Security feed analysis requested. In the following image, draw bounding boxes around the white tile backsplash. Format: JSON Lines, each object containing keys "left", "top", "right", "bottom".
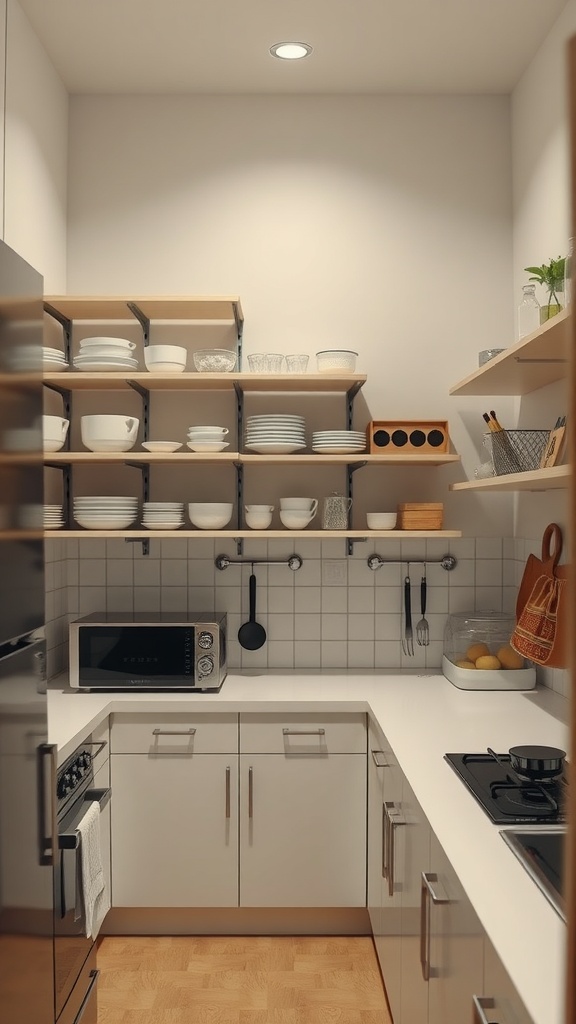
{"left": 42, "top": 535, "right": 567, "bottom": 692}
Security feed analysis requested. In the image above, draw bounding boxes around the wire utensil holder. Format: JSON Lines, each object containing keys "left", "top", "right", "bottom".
{"left": 484, "top": 430, "right": 549, "bottom": 475}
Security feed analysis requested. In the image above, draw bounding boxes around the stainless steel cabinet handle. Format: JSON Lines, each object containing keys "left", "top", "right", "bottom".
{"left": 472, "top": 995, "right": 497, "bottom": 1024}
{"left": 385, "top": 803, "right": 406, "bottom": 898}
{"left": 75, "top": 970, "right": 100, "bottom": 1024}
{"left": 225, "top": 766, "right": 231, "bottom": 819}
{"left": 248, "top": 766, "right": 253, "bottom": 818}
{"left": 420, "top": 872, "right": 450, "bottom": 982}
{"left": 282, "top": 728, "right": 325, "bottom": 736}
{"left": 381, "top": 803, "right": 388, "bottom": 880}
{"left": 152, "top": 728, "right": 196, "bottom": 736}
{"left": 38, "top": 743, "right": 58, "bottom": 866}
{"left": 371, "top": 749, "right": 388, "bottom": 768}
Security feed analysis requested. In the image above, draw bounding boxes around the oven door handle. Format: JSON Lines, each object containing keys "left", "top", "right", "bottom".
{"left": 59, "top": 788, "right": 112, "bottom": 849}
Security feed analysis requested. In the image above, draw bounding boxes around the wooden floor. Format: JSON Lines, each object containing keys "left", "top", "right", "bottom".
{"left": 97, "top": 935, "right": 393, "bottom": 1023}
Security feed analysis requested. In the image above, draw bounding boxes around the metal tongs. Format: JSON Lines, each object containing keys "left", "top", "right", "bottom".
{"left": 402, "top": 568, "right": 414, "bottom": 656}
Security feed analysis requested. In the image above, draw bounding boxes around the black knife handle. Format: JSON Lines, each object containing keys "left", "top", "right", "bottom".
{"left": 404, "top": 576, "right": 412, "bottom": 627}
{"left": 420, "top": 576, "right": 427, "bottom": 616}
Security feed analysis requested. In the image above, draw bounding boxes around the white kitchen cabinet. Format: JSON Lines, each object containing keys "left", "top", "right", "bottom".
{"left": 475, "top": 936, "right": 533, "bottom": 1024}
{"left": 110, "top": 713, "right": 238, "bottom": 908}
{"left": 399, "top": 776, "right": 431, "bottom": 1024}
{"left": 238, "top": 713, "right": 367, "bottom": 907}
{"left": 367, "top": 720, "right": 386, "bottom": 946}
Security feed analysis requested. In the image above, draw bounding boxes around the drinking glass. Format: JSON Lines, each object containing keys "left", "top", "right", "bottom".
{"left": 285, "top": 354, "right": 309, "bottom": 373}
{"left": 265, "top": 353, "right": 284, "bottom": 372}
{"left": 247, "top": 353, "right": 267, "bottom": 372}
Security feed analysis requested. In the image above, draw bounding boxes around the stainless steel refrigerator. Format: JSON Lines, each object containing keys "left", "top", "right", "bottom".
{"left": 0, "top": 239, "right": 53, "bottom": 1023}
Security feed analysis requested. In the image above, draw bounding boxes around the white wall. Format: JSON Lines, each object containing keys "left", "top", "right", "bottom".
{"left": 3, "top": 0, "right": 67, "bottom": 289}
{"left": 66, "top": 93, "right": 515, "bottom": 535}
{"left": 511, "top": 1, "right": 576, "bottom": 546}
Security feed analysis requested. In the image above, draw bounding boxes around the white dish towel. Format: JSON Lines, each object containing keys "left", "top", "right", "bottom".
{"left": 76, "top": 801, "right": 110, "bottom": 939}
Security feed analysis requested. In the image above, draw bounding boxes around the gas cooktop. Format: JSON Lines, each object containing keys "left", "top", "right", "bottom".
{"left": 444, "top": 752, "right": 567, "bottom": 825}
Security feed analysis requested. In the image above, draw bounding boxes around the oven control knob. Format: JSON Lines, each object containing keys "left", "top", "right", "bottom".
{"left": 198, "top": 632, "right": 213, "bottom": 650}
{"left": 197, "top": 655, "right": 214, "bottom": 678}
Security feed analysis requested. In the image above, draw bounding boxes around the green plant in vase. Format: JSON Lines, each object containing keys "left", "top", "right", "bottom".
{"left": 524, "top": 257, "right": 566, "bottom": 323}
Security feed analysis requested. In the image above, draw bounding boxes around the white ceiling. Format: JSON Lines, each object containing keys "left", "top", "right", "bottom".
{"left": 18, "top": 0, "right": 569, "bottom": 95}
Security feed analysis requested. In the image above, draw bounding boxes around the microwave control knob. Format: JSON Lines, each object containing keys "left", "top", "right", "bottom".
{"left": 198, "top": 631, "right": 213, "bottom": 650}
{"left": 197, "top": 655, "right": 214, "bottom": 678}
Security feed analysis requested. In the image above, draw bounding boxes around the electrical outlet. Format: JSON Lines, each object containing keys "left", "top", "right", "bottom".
{"left": 322, "top": 560, "right": 347, "bottom": 586}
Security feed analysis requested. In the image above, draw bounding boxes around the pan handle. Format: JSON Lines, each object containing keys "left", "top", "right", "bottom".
{"left": 249, "top": 573, "right": 257, "bottom": 622}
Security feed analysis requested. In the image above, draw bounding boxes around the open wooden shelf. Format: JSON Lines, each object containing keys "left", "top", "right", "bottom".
{"left": 449, "top": 309, "right": 569, "bottom": 396}
{"left": 44, "top": 295, "right": 243, "bottom": 322}
{"left": 44, "top": 451, "right": 460, "bottom": 467}
{"left": 46, "top": 529, "right": 463, "bottom": 540}
{"left": 449, "top": 464, "right": 571, "bottom": 492}
{"left": 42, "top": 371, "right": 367, "bottom": 393}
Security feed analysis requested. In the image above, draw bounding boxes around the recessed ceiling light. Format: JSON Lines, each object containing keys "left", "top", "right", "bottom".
{"left": 269, "top": 42, "right": 313, "bottom": 61}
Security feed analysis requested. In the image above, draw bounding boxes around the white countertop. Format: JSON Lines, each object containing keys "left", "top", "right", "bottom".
{"left": 47, "top": 671, "right": 569, "bottom": 1024}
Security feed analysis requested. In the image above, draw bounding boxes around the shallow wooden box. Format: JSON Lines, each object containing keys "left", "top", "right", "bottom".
{"left": 366, "top": 420, "right": 449, "bottom": 454}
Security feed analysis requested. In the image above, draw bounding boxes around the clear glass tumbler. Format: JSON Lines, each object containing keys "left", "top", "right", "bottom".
{"left": 247, "top": 353, "right": 267, "bottom": 372}
{"left": 265, "top": 353, "right": 284, "bottom": 372}
{"left": 285, "top": 354, "right": 309, "bottom": 373}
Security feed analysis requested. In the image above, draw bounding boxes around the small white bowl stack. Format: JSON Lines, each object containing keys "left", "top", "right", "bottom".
{"left": 42, "top": 346, "right": 69, "bottom": 372}
{"left": 73, "top": 337, "right": 139, "bottom": 372}
{"left": 312, "top": 430, "right": 366, "bottom": 454}
{"left": 187, "top": 426, "right": 230, "bottom": 453}
{"left": 73, "top": 495, "right": 139, "bottom": 530}
{"left": 142, "top": 502, "right": 185, "bottom": 529}
{"left": 244, "top": 414, "right": 306, "bottom": 454}
{"left": 43, "top": 504, "right": 65, "bottom": 530}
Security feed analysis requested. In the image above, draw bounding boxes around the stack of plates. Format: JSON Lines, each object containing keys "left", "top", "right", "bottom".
{"left": 312, "top": 430, "right": 367, "bottom": 454}
{"left": 43, "top": 347, "right": 68, "bottom": 372}
{"left": 73, "top": 495, "right": 139, "bottom": 530}
{"left": 44, "top": 504, "right": 65, "bottom": 530}
{"left": 245, "top": 414, "right": 306, "bottom": 454}
{"left": 73, "top": 337, "right": 139, "bottom": 373}
{"left": 142, "top": 502, "right": 185, "bottom": 530}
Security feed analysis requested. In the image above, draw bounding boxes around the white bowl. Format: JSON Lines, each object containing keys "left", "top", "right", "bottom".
{"left": 193, "top": 349, "right": 237, "bottom": 373}
{"left": 188, "top": 513, "right": 233, "bottom": 530}
{"left": 80, "top": 336, "right": 136, "bottom": 350}
{"left": 280, "top": 498, "right": 318, "bottom": 514}
{"left": 187, "top": 441, "right": 229, "bottom": 453}
{"left": 81, "top": 414, "right": 139, "bottom": 440}
{"left": 142, "top": 441, "right": 183, "bottom": 453}
{"left": 246, "top": 512, "right": 273, "bottom": 529}
{"left": 366, "top": 512, "right": 397, "bottom": 530}
{"left": 316, "top": 349, "right": 358, "bottom": 373}
{"left": 82, "top": 438, "right": 139, "bottom": 453}
{"left": 279, "top": 510, "right": 316, "bottom": 529}
{"left": 74, "top": 515, "right": 137, "bottom": 529}
{"left": 144, "top": 345, "right": 187, "bottom": 372}
{"left": 43, "top": 438, "right": 66, "bottom": 452}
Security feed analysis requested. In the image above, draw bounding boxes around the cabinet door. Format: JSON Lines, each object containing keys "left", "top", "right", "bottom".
{"left": 92, "top": 760, "right": 111, "bottom": 913}
{"left": 427, "top": 831, "right": 484, "bottom": 1024}
{"left": 377, "top": 735, "right": 403, "bottom": 1023}
{"left": 367, "top": 723, "right": 386, "bottom": 941}
{"left": 111, "top": 754, "right": 238, "bottom": 907}
{"left": 400, "top": 776, "right": 430, "bottom": 1024}
{"left": 239, "top": 753, "right": 366, "bottom": 907}
{"left": 476, "top": 937, "right": 534, "bottom": 1024}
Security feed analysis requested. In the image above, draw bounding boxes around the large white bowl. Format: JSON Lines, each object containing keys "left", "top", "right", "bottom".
{"left": 82, "top": 438, "right": 139, "bottom": 453}
{"left": 81, "top": 414, "right": 139, "bottom": 440}
{"left": 188, "top": 502, "right": 233, "bottom": 529}
{"left": 316, "top": 349, "right": 358, "bottom": 373}
{"left": 144, "top": 345, "right": 187, "bottom": 372}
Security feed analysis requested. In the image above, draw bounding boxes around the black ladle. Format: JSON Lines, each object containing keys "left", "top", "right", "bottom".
{"left": 238, "top": 573, "right": 267, "bottom": 651}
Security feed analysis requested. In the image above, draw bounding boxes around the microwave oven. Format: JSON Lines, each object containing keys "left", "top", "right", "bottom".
{"left": 69, "top": 612, "right": 227, "bottom": 691}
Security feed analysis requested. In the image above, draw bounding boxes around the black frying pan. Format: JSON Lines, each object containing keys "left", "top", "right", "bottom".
{"left": 238, "top": 573, "right": 267, "bottom": 651}
{"left": 488, "top": 745, "right": 566, "bottom": 782}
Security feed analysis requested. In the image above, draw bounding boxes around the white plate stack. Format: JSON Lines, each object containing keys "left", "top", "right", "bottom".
{"left": 73, "top": 337, "right": 139, "bottom": 372}
{"left": 42, "top": 347, "right": 69, "bottom": 372}
{"left": 312, "top": 430, "right": 367, "bottom": 454}
{"left": 142, "top": 502, "right": 185, "bottom": 529}
{"left": 244, "top": 414, "right": 306, "bottom": 454}
{"left": 73, "top": 496, "right": 139, "bottom": 530}
{"left": 44, "top": 504, "right": 65, "bottom": 530}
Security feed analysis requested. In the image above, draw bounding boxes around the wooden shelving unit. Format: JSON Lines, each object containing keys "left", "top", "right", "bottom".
{"left": 44, "top": 451, "right": 461, "bottom": 467}
{"left": 449, "top": 309, "right": 569, "bottom": 397}
{"left": 44, "top": 295, "right": 243, "bottom": 323}
{"left": 45, "top": 528, "right": 462, "bottom": 540}
{"left": 449, "top": 464, "right": 570, "bottom": 492}
{"left": 42, "top": 371, "right": 367, "bottom": 393}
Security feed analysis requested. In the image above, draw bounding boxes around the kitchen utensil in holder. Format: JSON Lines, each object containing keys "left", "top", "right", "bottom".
{"left": 484, "top": 429, "right": 549, "bottom": 475}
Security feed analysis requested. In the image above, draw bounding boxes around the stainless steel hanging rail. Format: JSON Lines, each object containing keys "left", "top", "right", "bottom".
{"left": 367, "top": 554, "right": 457, "bottom": 572}
{"left": 215, "top": 554, "right": 303, "bottom": 571}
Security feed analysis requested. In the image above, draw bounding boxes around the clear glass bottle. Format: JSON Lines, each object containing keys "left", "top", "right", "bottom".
{"left": 517, "top": 283, "right": 540, "bottom": 339}
{"left": 564, "top": 237, "right": 573, "bottom": 306}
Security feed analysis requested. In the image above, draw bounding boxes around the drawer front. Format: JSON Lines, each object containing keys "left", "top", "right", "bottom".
{"left": 110, "top": 712, "right": 238, "bottom": 754}
{"left": 239, "top": 712, "right": 366, "bottom": 754}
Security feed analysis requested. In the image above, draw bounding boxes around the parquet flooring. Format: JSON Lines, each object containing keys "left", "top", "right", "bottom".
{"left": 97, "top": 935, "right": 393, "bottom": 1023}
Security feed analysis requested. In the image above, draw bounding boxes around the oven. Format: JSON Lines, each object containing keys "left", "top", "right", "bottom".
{"left": 55, "top": 741, "right": 111, "bottom": 1024}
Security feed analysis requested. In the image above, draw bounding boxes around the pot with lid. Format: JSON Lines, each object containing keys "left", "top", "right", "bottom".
{"left": 508, "top": 745, "right": 566, "bottom": 781}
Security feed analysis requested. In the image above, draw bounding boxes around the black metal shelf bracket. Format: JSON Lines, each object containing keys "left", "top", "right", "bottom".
{"left": 126, "top": 380, "right": 150, "bottom": 441}
{"left": 127, "top": 302, "right": 150, "bottom": 347}
{"left": 124, "top": 460, "right": 150, "bottom": 555}
{"left": 234, "top": 460, "right": 244, "bottom": 556}
{"left": 346, "top": 460, "right": 368, "bottom": 555}
{"left": 367, "top": 553, "right": 457, "bottom": 572}
{"left": 43, "top": 303, "right": 72, "bottom": 363}
{"left": 346, "top": 380, "right": 365, "bottom": 431}
{"left": 42, "top": 383, "right": 73, "bottom": 451}
{"left": 233, "top": 301, "right": 244, "bottom": 370}
{"left": 44, "top": 461, "right": 72, "bottom": 527}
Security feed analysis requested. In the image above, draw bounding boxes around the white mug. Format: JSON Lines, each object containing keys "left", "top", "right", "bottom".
{"left": 43, "top": 415, "right": 69, "bottom": 439}
{"left": 245, "top": 504, "right": 274, "bottom": 513}
{"left": 81, "top": 414, "right": 139, "bottom": 440}
{"left": 280, "top": 498, "right": 318, "bottom": 516}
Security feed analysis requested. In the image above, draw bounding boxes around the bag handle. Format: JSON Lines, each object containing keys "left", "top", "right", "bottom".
{"left": 541, "top": 523, "right": 563, "bottom": 568}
